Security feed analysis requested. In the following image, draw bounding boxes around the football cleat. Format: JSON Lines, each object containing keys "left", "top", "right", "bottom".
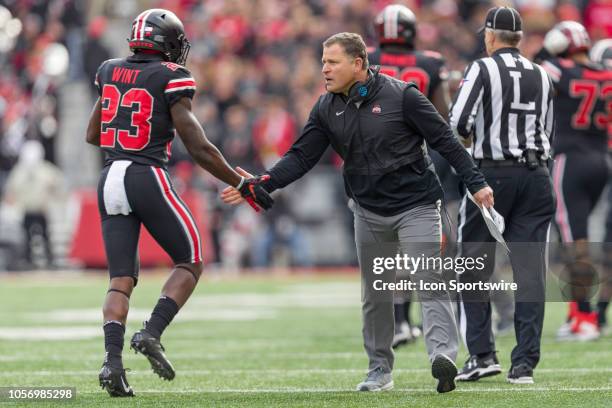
{"left": 557, "top": 311, "right": 600, "bottom": 341}
{"left": 99, "top": 363, "right": 134, "bottom": 397}
{"left": 130, "top": 328, "right": 175, "bottom": 380}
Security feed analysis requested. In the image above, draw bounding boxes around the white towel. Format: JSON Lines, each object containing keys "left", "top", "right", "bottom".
{"left": 103, "top": 160, "right": 133, "bottom": 216}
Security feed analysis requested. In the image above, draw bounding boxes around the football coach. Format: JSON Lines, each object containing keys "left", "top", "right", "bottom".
{"left": 222, "top": 32, "right": 493, "bottom": 393}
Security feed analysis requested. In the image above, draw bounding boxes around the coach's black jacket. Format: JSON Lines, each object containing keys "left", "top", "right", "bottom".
{"left": 263, "top": 70, "right": 487, "bottom": 216}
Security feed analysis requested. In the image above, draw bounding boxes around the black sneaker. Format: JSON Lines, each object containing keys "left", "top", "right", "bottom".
{"left": 99, "top": 363, "right": 134, "bottom": 397}
{"left": 130, "top": 328, "right": 175, "bottom": 380}
{"left": 455, "top": 353, "right": 502, "bottom": 381}
{"left": 431, "top": 354, "right": 457, "bottom": 393}
{"left": 507, "top": 364, "right": 534, "bottom": 384}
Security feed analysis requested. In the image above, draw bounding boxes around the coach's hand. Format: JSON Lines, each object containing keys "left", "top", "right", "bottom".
{"left": 473, "top": 186, "right": 494, "bottom": 209}
{"left": 221, "top": 167, "right": 274, "bottom": 212}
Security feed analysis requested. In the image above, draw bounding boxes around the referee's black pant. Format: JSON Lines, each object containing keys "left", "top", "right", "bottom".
{"left": 458, "top": 163, "right": 555, "bottom": 369}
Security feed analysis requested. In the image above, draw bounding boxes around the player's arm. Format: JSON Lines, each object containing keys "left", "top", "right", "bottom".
{"left": 431, "top": 60, "right": 451, "bottom": 119}
{"left": 171, "top": 97, "right": 273, "bottom": 211}
{"left": 221, "top": 99, "right": 330, "bottom": 205}
{"left": 431, "top": 79, "right": 451, "bottom": 119}
{"left": 86, "top": 98, "right": 102, "bottom": 146}
{"left": 171, "top": 97, "right": 242, "bottom": 187}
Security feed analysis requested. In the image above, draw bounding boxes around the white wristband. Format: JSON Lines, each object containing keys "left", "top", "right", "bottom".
{"left": 236, "top": 176, "right": 246, "bottom": 190}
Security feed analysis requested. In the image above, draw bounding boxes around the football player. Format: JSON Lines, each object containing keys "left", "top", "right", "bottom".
{"left": 589, "top": 39, "right": 612, "bottom": 335}
{"left": 369, "top": 4, "right": 454, "bottom": 348}
{"left": 86, "top": 9, "right": 273, "bottom": 396}
{"left": 536, "top": 22, "right": 612, "bottom": 341}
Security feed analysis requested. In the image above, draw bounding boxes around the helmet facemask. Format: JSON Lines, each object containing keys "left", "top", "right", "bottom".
{"left": 175, "top": 34, "right": 190, "bottom": 65}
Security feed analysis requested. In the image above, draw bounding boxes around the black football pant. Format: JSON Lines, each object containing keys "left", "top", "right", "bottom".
{"left": 97, "top": 162, "right": 202, "bottom": 285}
{"left": 458, "top": 164, "right": 555, "bottom": 369}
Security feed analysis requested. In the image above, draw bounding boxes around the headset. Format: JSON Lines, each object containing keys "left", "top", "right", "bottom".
{"left": 346, "top": 66, "right": 379, "bottom": 103}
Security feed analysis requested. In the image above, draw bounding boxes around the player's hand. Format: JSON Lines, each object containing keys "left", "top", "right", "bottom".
{"left": 543, "top": 28, "right": 569, "bottom": 56}
{"left": 473, "top": 186, "right": 494, "bottom": 209}
{"left": 237, "top": 174, "right": 274, "bottom": 212}
{"left": 221, "top": 167, "right": 250, "bottom": 205}
{"left": 221, "top": 167, "right": 274, "bottom": 212}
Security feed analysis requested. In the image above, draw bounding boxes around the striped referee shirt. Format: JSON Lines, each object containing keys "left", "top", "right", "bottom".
{"left": 449, "top": 47, "right": 554, "bottom": 160}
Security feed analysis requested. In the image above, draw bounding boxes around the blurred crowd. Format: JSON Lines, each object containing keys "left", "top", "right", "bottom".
{"left": 0, "top": 0, "right": 610, "bottom": 269}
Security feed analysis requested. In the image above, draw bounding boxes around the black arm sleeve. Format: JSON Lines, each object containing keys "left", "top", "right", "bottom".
{"left": 403, "top": 86, "right": 488, "bottom": 194}
{"left": 262, "top": 99, "right": 331, "bottom": 192}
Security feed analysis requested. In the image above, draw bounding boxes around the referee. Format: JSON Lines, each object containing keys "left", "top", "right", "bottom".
{"left": 449, "top": 7, "right": 555, "bottom": 385}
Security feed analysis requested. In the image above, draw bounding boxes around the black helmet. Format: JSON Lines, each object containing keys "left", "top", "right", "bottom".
{"left": 374, "top": 5, "right": 417, "bottom": 48}
{"left": 128, "top": 9, "right": 190, "bottom": 65}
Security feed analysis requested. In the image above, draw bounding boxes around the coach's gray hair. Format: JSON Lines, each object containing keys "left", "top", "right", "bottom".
{"left": 487, "top": 28, "right": 523, "bottom": 47}
{"left": 323, "top": 32, "right": 369, "bottom": 70}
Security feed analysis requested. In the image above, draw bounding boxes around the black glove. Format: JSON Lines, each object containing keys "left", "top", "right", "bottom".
{"left": 237, "top": 175, "right": 274, "bottom": 212}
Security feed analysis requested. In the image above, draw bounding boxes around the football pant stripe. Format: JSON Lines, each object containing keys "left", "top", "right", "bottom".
{"left": 151, "top": 167, "right": 201, "bottom": 263}
{"left": 159, "top": 169, "right": 202, "bottom": 263}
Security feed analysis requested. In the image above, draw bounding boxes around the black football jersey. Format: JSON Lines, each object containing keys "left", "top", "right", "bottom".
{"left": 94, "top": 53, "right": 196, "bottom": 167}
{"left": 540, "top": 57, "right": 611, "bottom": 154}
{"left": 369, "top": 48, "right": 448, "bottom": 100}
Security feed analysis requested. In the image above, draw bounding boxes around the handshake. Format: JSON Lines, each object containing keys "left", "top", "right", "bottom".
{"left": 222, "top": 167, "right": 274, "bottom": 212}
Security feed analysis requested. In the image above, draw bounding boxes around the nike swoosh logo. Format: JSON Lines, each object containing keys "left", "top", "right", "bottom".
{"left": 336, "top": 111, "right": 345, "bottom": 116}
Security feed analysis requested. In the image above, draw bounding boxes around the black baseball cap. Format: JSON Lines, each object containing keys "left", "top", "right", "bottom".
{"left": 479, "top": 7, "right": 522, "bottom": 33}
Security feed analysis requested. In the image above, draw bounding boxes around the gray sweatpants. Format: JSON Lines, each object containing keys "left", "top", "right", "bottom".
{"left": 350, "top": 199, "right": 459, "bottom": 374}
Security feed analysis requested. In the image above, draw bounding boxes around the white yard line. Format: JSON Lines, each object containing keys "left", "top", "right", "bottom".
{"left": 0, "top": 352, "right": 372, "bottom": 362}
{"left": 1, "top": 367, "right": 611, "bottom": 377}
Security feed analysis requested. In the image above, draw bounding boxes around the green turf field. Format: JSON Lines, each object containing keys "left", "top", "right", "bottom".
{"left": 0, "top": 272, "right": 610, "bottom": 407}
